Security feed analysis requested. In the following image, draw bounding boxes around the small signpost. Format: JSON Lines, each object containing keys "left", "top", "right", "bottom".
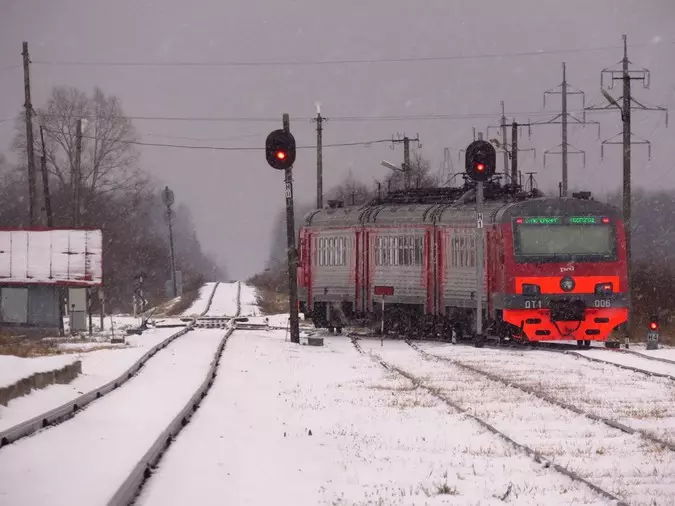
{"left": 374, "top": 286, "right": 394, "bottom": 346}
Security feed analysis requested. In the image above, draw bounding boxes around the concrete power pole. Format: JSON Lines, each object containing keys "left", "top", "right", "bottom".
{"left": 312, "top": 105, "right": 326, "bottom": 209}
{"left": 389, "top": 134, "right": 420, "bottom": 189}
{"left": 500, "top": 101, "right": 510, "bottom": 182}
{"left": 283, "top": 114, "right": 300, "bottom": 345}
{"left": 22, "top": 42, "right": 38, "bottom": 226}
{"left": 540, "top": 62, "right": 600, "bottom": 197}
{"left": 586, "top": 34, "right": 668, "bottom": 345}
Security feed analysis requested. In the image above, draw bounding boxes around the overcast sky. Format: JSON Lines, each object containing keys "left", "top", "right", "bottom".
{"left": 1, "top": 0, "right": 673, "bottom": 279}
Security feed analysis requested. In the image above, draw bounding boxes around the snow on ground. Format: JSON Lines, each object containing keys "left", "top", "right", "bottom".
{"left": 0, "top": 327, "right": 182, "bottom": 430}
{"left": 238, "top": 283, "right": 260, "bottom": 317}
{"left": 204, "top": 282, "right": 239, "bottom": 317}
{"left": 419, "top": 342, "right": 675, "bottom": 448}
{"left": 0, "top": 328, "right": 227, "bottom": 506}
{"left": 0, "top": 354, "right": 79, "bottom": 389}
{"left": 630, "top": 347, "right": 675, "bottom": 362}
{"left": 182, "top": 282, "right": 218, "bottom": 316}
{"left": 361, "top": 339, "right": 675, "bottom": 506}
{"left": 137, "top": 331, "right": 605, "bottom": 506}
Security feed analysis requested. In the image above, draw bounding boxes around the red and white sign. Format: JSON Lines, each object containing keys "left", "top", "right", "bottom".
{"left": 0, "top": 229, "right": 103, "bottom": 286}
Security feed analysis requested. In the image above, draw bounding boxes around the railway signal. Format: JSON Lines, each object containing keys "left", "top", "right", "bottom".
{"left": 265, "top": 129, "right": 296, "bottom": 171}
{"left": 465, "top": 139, "right": 496, "bottom": 182}
{"left": 647, "top": 315, "right": 659, "bottom": 350}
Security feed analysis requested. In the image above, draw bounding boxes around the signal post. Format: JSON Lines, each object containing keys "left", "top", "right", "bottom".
{"left": 464, "top": 135, "right": 496, "bottom": 347}
{"left": 265, "top": 115, "right": 300, "bottom": 344}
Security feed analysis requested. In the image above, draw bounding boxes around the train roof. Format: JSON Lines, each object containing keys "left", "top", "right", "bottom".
{"left": 302, "top": 187, "right": 621, "bottom": 228}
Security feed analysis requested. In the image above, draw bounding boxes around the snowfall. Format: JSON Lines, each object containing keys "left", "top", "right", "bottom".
{"left": 0, "top": 282, "right": 674, "bottom": 505}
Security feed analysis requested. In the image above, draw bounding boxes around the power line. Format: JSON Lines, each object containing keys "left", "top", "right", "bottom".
{"left": 29, "top": 40, "right": 674, "bottom": 68}
{"left": 42, "top": 129, "right": 393, "bottom": 151}
{"left": 35, "top": 107, "right": 647, "bottom": 125}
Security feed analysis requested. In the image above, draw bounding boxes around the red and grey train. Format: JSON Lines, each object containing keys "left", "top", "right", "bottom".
{"left": 297, "top": 183, "right": 628, "bottom": 346}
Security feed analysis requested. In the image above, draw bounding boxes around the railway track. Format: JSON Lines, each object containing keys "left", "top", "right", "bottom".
{"left": 349, "top": 337, "right": 634, "bottom": 505}
{"left": 0, "top": 282, "right": 222, "bottom": 449}
{"left": 345, "top": 328, "right": 675, "bottom": 383}
{"left": 352, "top": 337, "right": 675, "bottom": 505}
{"left": 109, "top": 281, "right": 264, "bottom": 505}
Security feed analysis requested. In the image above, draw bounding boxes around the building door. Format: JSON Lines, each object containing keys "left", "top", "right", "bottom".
{"left": 1, "top": 287, "right": 28, "bottom": 324}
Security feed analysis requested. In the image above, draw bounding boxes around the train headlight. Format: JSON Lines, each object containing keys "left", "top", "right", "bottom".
{"left": 595, "top": 282, "right": 614, "bottom": 295}
{"left": 522, "top": 283, "right": 541, "bottom": 295}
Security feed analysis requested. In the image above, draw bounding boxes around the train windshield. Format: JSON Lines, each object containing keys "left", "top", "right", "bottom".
{"left": 513, "top": 217, "right": 616, "bottom": 263}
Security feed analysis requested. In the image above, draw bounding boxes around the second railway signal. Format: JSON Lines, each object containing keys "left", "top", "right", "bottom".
{"left": 265, "top": 129, "right": 296, "bottom": 171}
{"left": 465, "top": 140, "right": 496, "bottom": 182}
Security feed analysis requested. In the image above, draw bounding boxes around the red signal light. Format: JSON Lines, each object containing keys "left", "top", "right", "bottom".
{"left": 650, "top": 322, "right": 658, "bottom": 330}
{"left": 476, "top": 163, "right": 485, "bottom": 172}
{"left": 602, "top": 217, "right": 610, "bottom": 224}
{"left": 276, "top": 151, "right": 286, "bottom": 160}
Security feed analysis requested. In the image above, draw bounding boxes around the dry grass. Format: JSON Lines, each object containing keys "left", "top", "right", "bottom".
{"left": 255, "top": 289, "right": 289, "bottom": 315}
{"left": 0, "top": 334, "right": 121, "bottom": 358}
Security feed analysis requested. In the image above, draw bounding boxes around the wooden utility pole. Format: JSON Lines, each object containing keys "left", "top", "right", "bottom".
{"left": 389, "top": 134, "right": 420, "bottom": 189}
{"left": 39, "top": 126, "right": 54, "bottom": 227}
{"left": 22, "top": 42, "right": 37, "bottom": 226}
{"left": 73, "top": 119, "right": 83, "bottom": 227}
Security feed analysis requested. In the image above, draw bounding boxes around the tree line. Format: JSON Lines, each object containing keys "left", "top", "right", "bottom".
{"left": 1, "top": 86, "right": 224, "bottom": 313}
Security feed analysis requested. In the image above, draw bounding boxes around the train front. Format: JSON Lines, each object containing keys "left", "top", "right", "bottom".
{"left": 497, "top": 197, "right": 628, "bottom": 346}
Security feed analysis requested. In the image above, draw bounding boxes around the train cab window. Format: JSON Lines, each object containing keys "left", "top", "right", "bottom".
{"left": 513, "top": 218, "right": 617, "bottom": 263}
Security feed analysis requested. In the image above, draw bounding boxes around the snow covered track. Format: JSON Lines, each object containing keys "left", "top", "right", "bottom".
{"left": 106, "top": 285, "right": 241, "bottom": 506}
{"left": 355, "top": 338, "right": 675, "bottom": 505}
{"left": 0, "top": 326, "right": 191, "bottom": 449}
{"left": 408, "top": 341, "right": 675, "bottom": 453}
{"left": 0, "top": 281, "right": 226, "bottom": 449}
{"left": 106, "top": 326, "right": 236, "bottom": 506}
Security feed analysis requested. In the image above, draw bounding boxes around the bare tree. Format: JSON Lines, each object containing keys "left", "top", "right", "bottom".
{"left": 326, "top": 171, "right": 374, "bottom": 206}
{"left": 383, "top": 149, "right": 439, "bottom": 191}
{"left": 13, "top": 86, "right": 145, "bottom": 220}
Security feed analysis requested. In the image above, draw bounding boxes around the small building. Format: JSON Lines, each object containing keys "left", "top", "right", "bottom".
{"left": 0, "top": 229, "right": 103, "bottom": 336}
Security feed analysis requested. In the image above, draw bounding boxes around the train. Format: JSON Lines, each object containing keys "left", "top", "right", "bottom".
{"left": 296, "top": 180, "right": 628, "bottom": 348}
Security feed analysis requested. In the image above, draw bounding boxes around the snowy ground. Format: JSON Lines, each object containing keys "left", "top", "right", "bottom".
{"left": 203, "top": 282, "right": 240, "bottom": 317}
{"left": 0, "top": 327, "right": 183, "bottom": 430}
{"left": 238, "top": 283, "right": 260, "bottom": 317}
{"left": 137, "top": 331, "right": 610, "bottom": 506}
{"left": 182, "top": 282, "right": 219, "bottom": 316}
{"left": 418, "top": 342, "right": 675, "bottom": 450}
{"left": 363, "top": 339, "right": 675, "bottom": 506}
{"left": 0, "top": 354, "right": 80, "bottom": 389}
{"left": 0, "top": 328, "right": 228, "bottom": 506}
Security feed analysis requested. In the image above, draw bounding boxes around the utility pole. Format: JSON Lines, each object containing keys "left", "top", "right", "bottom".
{"left": 283, "top": 114, "right": 300, "bottom": 344}
{"left": 161, "top": 186, "right": 178, "bottom": 298}
{"left": 72, "top": 119, "right": 83, "bottom": 227}
{"left": 500, "top": 101, "right": 509, "bottom": 181}
{"left": 586, "top": 34, "right": 668, "bottom": 346}
{"left": 39, "top": 126, "right": 54, "bottom": 227}
{"left": 311, "top": 105, "right": 326, "bottom": 209}
{"left": 540, "top": 62, "right": 600, "bottom": 196}
{"left": 389, "top": 134, "right": 420, "bottom": 189}
{"left": 487, "top": 119, "right": 536, "bottom": 187}
{"left": 22, "top": 41, "right": 37, "bottom": 226}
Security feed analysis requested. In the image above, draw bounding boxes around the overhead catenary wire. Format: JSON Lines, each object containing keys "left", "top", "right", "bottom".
{"left": 28, "top": 39, "right": 675, "bottom": 68}
{"left": 41, "top": 128, "right": 394, "bottom": 151}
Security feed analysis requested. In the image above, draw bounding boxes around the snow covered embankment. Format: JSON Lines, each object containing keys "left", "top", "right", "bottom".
{"left": 137, "top": 331, "right": 602, "bottom": 506}
{"left": 0, "top": 355, "right": 82, "bottom": 406}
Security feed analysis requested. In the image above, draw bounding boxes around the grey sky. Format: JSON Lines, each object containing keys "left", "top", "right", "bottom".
{"left": 1, "top": 0, "right": 673, "bottom": 279}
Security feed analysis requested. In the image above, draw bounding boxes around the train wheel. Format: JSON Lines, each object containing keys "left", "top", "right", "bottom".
{"left": 583, "top": 340, "right": 591, "bottom": 348}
